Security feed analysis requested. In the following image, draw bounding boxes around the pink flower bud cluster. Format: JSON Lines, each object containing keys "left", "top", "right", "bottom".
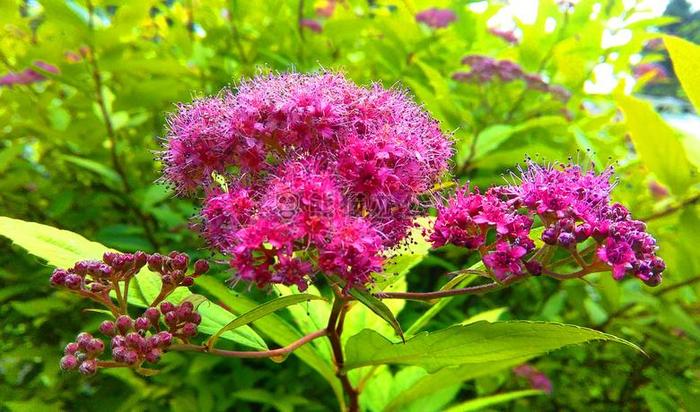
{"left": 60, "top": 302, "right": 201, "bottom": 375}
{"left": 161, "top": 73, "right": 452, "bottom": 290}
{"left": 415, "top": 8, "right": 457, "bottom": 29}
{"left": 50, "top": 251, "right": 148, "bottom": 297}
{"left": 453, "top": 56, "right": 571, "bottom": 102}
{"left": 0, "top": 61, "right": 59, "bottom": 87}
{"left": 513, "top": 364, "right": 553, "bottom": 394}
{"left": 431, "top": 162, "right": 664, "bottom": 285}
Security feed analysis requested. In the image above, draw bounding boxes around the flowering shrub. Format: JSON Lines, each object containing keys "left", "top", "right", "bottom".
{"left": 2, "top": 2, "right": 698, "bottom": 409}
{"left": 16, "top": 72, "right": 667, "bottom": 411}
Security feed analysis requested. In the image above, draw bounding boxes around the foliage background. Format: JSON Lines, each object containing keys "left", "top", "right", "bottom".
{"left": 1, "top": 0, "right": 699, "bottom": 411}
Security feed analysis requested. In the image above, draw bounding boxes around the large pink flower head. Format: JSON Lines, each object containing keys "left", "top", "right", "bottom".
{"left": 161, "top": 72, "right": 452, "bottom": 290}
{"left": 431, "top": 161, "right": 664, "bottom": 286}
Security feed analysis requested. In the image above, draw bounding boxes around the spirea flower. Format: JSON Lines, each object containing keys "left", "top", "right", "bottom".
{"left": 431, "top": 162, "right": 664, "bottom": 285}
{"left": 415, "top": 8, "right": 457, "bottom": 29}
{"left": 0, "top": 61, "right": 59, "bottom": 87}
{"left": 453, "top": 56, "right": 571, "bottom": 102}
{"left": 161, "top": 72, "right": 452, "bottom": 290}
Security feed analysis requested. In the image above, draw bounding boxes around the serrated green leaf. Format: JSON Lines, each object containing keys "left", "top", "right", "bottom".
{"left": 344, "top": 321, "right": 642, "bottom": 372}
{"left": 0, "top": 216, "right": 264, "bottom": 348}
{"left": 207, "top": 293, "right": 325, "bottom": 348}
{"left": 615, "top": 94, "right": 695, "bottom": 195}
{"left": 664, "top": 35, "right": 700, "bottom": 112}
{"left": 349, "top": 286, "right": 404, "bottom": 341}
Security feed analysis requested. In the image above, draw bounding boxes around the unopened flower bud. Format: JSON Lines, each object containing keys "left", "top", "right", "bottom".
{"left": 144, "top": 349, "right": 161, "bottom": 363}
{"left": 134, "top": 251, "right": 147, "bottom": 268}
{"left": 112, "top": 346, "right": 127, "bottom": 362}
{"left": 60, "top": 355, "right": 79, "bottom": 370}
{"left": 156, "top": 331, "right": 173, "bottom": 347}
{"left": 86, "top": 338, "right": 105, "bottom": 354}
{"left": 135, "top": 317, "right": 151, "bottom": 331}
{"left": 116, "top": 315, "right": 133, "bottom": 334}
{"left": 64, "top": 342, "right": 79, "bottom": 355}
{"left": 160, "top": 301, "right": 175, "bottom": 314}
{"left": 180, "top": 276, "right": 194, "bottom": 287}
{"left": 557, "top": 232, "right": 575, "bottom": 248}
{"left": 79, "top": 359, "right": 97, "bottom": 375}
{"left": 188, "top": 312, "right": 202, "bottom": 325}
{"left": 525, "top": 260, "right": 543, "bottom": 276}
{"left": 76, "top": 332, "right": 93, "bottom": 349}
{"left": 161, "top": 274, "right": 173, "bottom": 285}
{"left": 103, "top": 252, "right": 117, "bottom": 265}
{"left": 144, "top": 307, "right": 160, "bottom": 323}
{"left": 64, "top": 274, "right": 83, "bottom": 290}
{"left": 147, "top": 254, "right": 163, "bottom": 271}
{"left": 50, "top": 269, "right": 68, "bottom": 286}
{"left": 171, "top": 253, "right": 189, "bottom": 270}
{"left": 111, "top": 335, "right": 126, "bottom": 348}
{"left": 177, "top": 301, "right": 194, "bottom": 318}
{"left": 181, "top": 322, "right": 197, "bottom": 337}
{"left": 193, "top": 259, "right": 209, "bottom": 275}
{"left": 164, "top": 311, "right": 178, "bottom": 327}
{"left": 542, "top": 227, "right": 558, "bottom": 245}
{"left": 574, "top": 224, "right": 591, "bottom": 242}
{"left": 644, "top": 273, "right": 662, "bottom": 287}
{"left": 126, "top": 332, "right": 145, "bottom": 348}
{"left": 651, "top": 257, "right": 665, "bottom": 273}
{"left": 97, "top": 321, "right": 115, "bottom": 338}
{"left": 122, "top": 350, "right": 139, "bottom": 365}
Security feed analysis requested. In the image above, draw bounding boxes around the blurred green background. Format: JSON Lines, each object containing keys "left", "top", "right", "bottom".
{"left": 1, "top": 0, "right": 699, "bottom": 411}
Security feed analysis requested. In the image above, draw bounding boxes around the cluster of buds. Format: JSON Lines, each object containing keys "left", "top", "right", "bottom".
{"left": 453, "top": 56, "right": 571, "bottom": 102}
{"left": 52, "top": 251, "right": 208, "bottom": 375}
{"left": 415, "top": 8, "right": 457, "bottom": 29}
{"left": 147, "top": 251, "right": 209, "bottom": 289}
{"left": 60, "top": 332, "right": 105, "bottom": 376}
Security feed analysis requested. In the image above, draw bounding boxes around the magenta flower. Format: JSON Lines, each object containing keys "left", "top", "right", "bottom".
{"left": 514, "top": 364, "right": 553, "bottom": 394}
{"left": 0, "top": 61, "right": 59, "bottom": 87}
{"left": 489, "top": 27, "right": 519, "bottom": 44}
{"left": 432, "top": 162, "right": 664, "bottom": 285}
{"left": 415, "top": 8, "right": 457, "bottom": 29}
{"left": 483, "top": 241, "right": 528, "bottom": 281}
{"left": 300, "top": 19, "right": 323, "bottom": 33}
{"left": 162, "top": 72, "right": 452, "bottom": 290}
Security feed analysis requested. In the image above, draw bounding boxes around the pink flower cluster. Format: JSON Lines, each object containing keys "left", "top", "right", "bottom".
{"left": 453, "top": 56, "right": 571, "bottom": 102}
{"left": 415, "top": 8, "right": 457, "bottom": 29}
{"left": 431, "top": 162, "right": 664, "bottom": 285}
{"left": 161, "top": 72, "right": 452, "bottom": 290}
{"left": 513, "top": 364, "right": 553, "bottom": 394}
{"left": 0, "top": 61, "right": 59, "bottom": 87}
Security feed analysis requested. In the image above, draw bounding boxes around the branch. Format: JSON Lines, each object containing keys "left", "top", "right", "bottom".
{"left": 168, "top": 329, "right": 327, "bottom": 359}
{"left": 642, "top": 193, "right": 700, "bottom": 221}
{"left": 376, "top": 281, "right": 504, "bottom": 301}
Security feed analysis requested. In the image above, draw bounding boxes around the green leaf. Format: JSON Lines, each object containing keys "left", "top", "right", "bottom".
{"left": 207, "top": 293, "right": 326, "bottom": 348}
{"left": 349, "top": 286, "right": 404, "bottom": 341}
{"left": 0, "top": 215, "right": 111, "bottom": 267}
{"left": 384, "top": 358, "right": 530, "bottom": 411}
{"left": 196, "top": 301, "right": 268, "bottom": 350}
{"left": 443, "top": 389, "right": 545, "bottom": 412}
{"left": 0, "top": 216, "right": 264, "bottom": 348}
{"left": 61, "top": 155, "right": 123, "bottom": 187}
{"left": 195, "top": 276, "right": 344, "bottom": 409}
{"left": 344, "top": 321, "right": 641, "bottom": 372}
{"left": 615, "top": 94, "right": 695, "bottom": 195}
{"left": 473, "top": 116, "right": 567, "bottom": 161}
{"left": 664, "top": 35, "right": 700, "bottom": 112}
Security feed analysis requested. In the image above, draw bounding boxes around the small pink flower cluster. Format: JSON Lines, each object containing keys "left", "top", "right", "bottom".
{"left": 415, "top": 8, "right": 457, "bottom": 29}
{"left": 513, "top": 364, "right": 553, "bottom": 394}
{"left": 453, "top": 56, "right": 571, "bottom": 102}
{"left": 431, "top": 162, "right": 664, "bottom": 285}
{"left": 0, "top": 61, "right": 59, "bottom": 87}
{"left": 161, "top": 73, "right": 452, "bottom": 290}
